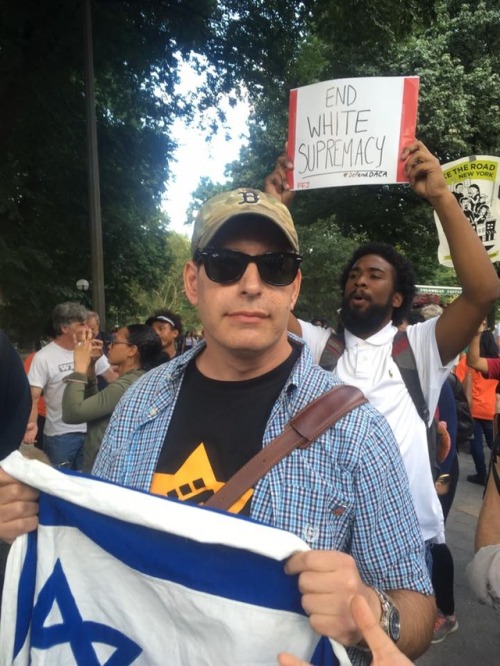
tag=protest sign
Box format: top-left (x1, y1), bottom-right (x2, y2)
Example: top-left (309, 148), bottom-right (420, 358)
top-left (434, 156), bottom-right (500, 267)
top-left (0, 452), bottom-right (350, 666)
top-left (287, 76), bottom-right (419, 190)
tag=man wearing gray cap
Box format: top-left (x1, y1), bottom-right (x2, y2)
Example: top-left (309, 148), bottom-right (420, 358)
top-left (0, 188), bottom-right (435, 664)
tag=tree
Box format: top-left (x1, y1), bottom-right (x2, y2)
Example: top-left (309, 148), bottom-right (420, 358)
top-left (127, 232), bottom-right (201, 332)
top-left (221, 0), bottom-right (500, 286)
top-left (0, 0), bottom-right (314, 346)
top-left (295, 217), bottom-right (366, 325)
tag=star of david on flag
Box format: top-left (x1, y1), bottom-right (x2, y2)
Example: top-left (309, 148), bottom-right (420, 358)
top-left (0, 452), bottom-right (350, 665)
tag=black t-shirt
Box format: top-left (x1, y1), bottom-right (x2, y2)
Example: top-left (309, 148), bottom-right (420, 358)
top-left (150, 345), bottom-right (300, 514)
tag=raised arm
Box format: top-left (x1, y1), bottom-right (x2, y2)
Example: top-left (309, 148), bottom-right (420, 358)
top-left (466, 325), bottom-right (489, 375)
top-left (402, 142), bottom-right (500, 365)
top-left (62, 374), bottom-right (130, 424)
top-left (264, 152), bottom-right (295, 209)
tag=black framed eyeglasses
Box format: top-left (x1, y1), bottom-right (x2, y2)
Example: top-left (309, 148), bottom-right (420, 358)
top-left (109, 340), bottom-right (133, 348)
top-left (194, 248), bottom-right (302, 286)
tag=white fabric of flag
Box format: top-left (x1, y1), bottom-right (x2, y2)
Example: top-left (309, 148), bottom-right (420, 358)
top-left (0, 452), bottom-right (350, 666)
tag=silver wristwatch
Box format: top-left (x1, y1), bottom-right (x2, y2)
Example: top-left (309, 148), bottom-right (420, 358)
top-left (373, 587), bottom-right (401, 642)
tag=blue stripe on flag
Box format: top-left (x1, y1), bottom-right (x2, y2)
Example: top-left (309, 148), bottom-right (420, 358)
top-left (38, 493), bottom-right (305, 614)
top-left (14, 531), bottom-right (37, 656)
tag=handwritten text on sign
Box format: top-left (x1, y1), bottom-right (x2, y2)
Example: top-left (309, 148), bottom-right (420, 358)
top-left (287, 77), bottom-right (419, 190)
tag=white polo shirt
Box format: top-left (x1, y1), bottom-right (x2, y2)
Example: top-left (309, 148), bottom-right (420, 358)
top-left (300, 318), bottom-right (451, 543)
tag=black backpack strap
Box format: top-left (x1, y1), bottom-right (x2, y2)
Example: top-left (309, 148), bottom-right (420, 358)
top-left (391, 330), bottom-right (430, 423)
top-left (392, 330), bottom-right (439, 480)
top-left (319, 332), bottom-right (345, 371)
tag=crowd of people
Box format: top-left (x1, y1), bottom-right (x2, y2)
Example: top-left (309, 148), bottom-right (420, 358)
top-left (0, 140), bottom-right (499, 664)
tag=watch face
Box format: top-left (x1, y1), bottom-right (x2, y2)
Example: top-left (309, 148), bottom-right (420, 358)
top-left (389, 608), bottom-right (401, 642)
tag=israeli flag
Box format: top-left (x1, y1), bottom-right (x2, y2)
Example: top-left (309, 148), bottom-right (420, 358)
top-left (0, 452), bottom-right (350, 665)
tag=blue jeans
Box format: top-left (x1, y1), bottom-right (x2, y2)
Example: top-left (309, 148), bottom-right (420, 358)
top-left (43, 432), bottom-right (85, 471)
top-left (470, 418), bottom-right (494, 478)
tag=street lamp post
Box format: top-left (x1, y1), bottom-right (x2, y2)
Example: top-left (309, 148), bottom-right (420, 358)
top-left (76, 278), bottom-right (90, 307)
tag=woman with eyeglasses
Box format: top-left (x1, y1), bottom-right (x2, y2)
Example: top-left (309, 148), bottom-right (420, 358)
top-left (62, 324), bottom-right (166, 472)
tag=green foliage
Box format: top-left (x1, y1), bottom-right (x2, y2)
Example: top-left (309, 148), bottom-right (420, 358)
top-left (219, 0), bottom-right (500, 293)
top-left (295, 217), bottom-right (366, 326)
top-left (2, 0), bottom-right (499, 348)
top-left (0, 0), bottom-right (313, 345)
top-left (123, 232), bottom-right (201, 332)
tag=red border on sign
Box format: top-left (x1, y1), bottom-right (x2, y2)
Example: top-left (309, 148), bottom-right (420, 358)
top-left (397, 77), bottom-right (420, 182)
top-left (287, 89), bottom-right (298, 190)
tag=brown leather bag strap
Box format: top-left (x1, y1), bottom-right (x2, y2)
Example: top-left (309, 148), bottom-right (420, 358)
top-left (204, 384), bottom-right (367, 512)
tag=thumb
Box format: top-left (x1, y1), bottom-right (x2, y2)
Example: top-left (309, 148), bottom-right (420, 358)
top-left (350, 595), bottom-right (411, 663)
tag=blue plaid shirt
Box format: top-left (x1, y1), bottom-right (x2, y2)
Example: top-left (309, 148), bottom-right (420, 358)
top-left (94, 337), bottom-right (431, 664)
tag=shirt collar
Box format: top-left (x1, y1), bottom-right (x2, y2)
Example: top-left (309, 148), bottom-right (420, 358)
top-left (344, 320), bottom-right (397, 347)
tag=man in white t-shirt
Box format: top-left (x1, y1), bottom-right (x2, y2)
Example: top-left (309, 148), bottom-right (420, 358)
top-left (24, 302), bottom-right (115, 470)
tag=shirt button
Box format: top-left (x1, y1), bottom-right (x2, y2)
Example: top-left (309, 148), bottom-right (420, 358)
top-left (148, 407), bottom-right (158, 417)
top-left (302, 524), bottom-right (319, 544)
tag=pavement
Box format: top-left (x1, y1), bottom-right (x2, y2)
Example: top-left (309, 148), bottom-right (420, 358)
top-left (416, 451), bottom-right (499, 665)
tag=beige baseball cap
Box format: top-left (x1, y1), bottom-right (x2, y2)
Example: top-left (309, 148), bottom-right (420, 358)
top-left (191, 188), bottom-right (299, 256)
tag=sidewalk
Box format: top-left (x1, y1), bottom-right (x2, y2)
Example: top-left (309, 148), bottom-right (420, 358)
top-left (416, 452), bottom-right (499, 664)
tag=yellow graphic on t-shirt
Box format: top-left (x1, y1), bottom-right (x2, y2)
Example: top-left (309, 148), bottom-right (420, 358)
top-left (150, 443), bottom-right (252, 514)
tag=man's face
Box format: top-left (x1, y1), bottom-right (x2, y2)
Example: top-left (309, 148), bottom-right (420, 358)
top-left (184, 226), bottom-right (301, 365)
top-left (87, 316), bottom-right (99, 338)
top-left (340, 254), bottom-right (402, 338)
top-left (151, 321), bottom-right (178, 353)
top-left (61, 320), bottom-right (89, 344)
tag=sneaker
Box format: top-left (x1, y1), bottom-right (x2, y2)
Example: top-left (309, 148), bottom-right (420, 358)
top-left (431, 612), bottom-right (458, 644)
top-left (467, 473), bottom-right (486, 486)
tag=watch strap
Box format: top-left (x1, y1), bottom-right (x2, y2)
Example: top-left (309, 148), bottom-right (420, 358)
top-left (372, 587), bottom-right (401, 642)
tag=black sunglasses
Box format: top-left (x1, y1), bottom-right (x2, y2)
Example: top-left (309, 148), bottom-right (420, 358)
top-left (194, 248), bottom-right (302, 286)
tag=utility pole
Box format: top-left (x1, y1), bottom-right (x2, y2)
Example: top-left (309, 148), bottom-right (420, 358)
top-left (83, 0), bottom-right (106, 328)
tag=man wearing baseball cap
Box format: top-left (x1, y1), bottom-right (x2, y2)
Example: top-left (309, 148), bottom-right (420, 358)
top-left (145, 309), bottom-right (183, 360)
top-left (0, 188), bottom-right (435, 663)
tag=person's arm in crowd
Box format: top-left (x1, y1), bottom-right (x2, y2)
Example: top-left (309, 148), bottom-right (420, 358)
top-left (284, 550), bottom-right (433, 660)
top-left (62, 373), bottom-right (131, 425)
top-left (467, 325), bottom-right (489, 375)
top-left (23, 386), bottom-right (43, 444)
top-left (264, 152), bottom-right (295, 208)
top-left (0, 469), bottom-right (39, 544)
top-left (101, 366), bottom-right (118, 384)
top-left (400, 143), bottom-right (500, 366)
top-left (277, 595), bottom-right (413, 666)
top-left (475, 459), bottom-right (500, 552)
top-left (76, 329), bottom-right (118, 385)
top-left (63, 334), bottom-right (127, 424)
